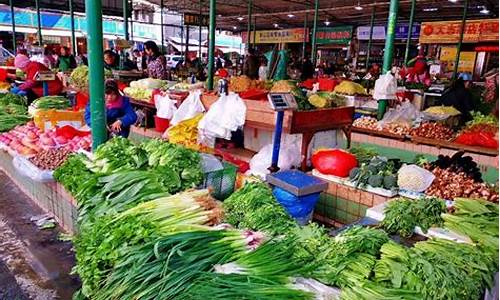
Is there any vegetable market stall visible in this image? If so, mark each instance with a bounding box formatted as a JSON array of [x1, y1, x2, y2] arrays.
[[201, 93, 354, 170]]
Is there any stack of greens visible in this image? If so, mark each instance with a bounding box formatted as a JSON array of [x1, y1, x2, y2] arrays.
[[442, 198, 499, 256], [83, 137, 148, 173], [141, 139, 204, 190], [381, 197, 446, 238], [53, 154, 93, 195], [0, 93, 30, 132], [313, 226, 389, 288], [32, 96, 71, 110], [371, 239, 497, 300], [223, 182, 295, 236]]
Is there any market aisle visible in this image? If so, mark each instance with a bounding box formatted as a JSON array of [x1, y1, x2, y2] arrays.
[[0, 171, 79, 300]]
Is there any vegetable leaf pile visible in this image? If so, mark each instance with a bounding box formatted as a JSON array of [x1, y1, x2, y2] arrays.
[[223, 182, 295, 236]]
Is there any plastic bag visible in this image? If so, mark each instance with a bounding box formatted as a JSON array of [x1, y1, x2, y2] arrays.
[[170, 90, 205, 126], [247, 135, 302, 178], [273, 187, 320, 223], [154, 93, 177, 119], [291, 277, 342, 300], [198, 92, 246, 146], [13, 155, 54, 182], [373, 71, 397, 100], [397, 164, 435, 192], [379, 101, 422, 126], [455, 131, 499, 149]]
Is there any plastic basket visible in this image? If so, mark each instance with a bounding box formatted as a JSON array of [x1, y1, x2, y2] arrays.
[[202, 161, 237, 200]]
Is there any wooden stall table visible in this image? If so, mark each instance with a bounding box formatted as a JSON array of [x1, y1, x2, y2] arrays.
[[201, 92, 354, 171], [129, 98, 156, 128]]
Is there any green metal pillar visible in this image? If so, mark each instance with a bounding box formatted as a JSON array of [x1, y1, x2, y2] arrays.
[[35, 0, 42, 46], [9, 0, 15, 52], [246, 0, 252, 47], [404, 0, 416, 65], [206, 0, 216, 90], [160, 0, 164, 51], [252, 16, 256, 48], [365, 6, 375, 70], [378, 0, 399, 120], [311, 0, 319, 66], [198, 0, 202, 59], [85, 0, 106, 148], [123, 0, 129, 40], [69, 0, 77, 55], [453, 0, 468, 80], [301, 14, 308, 61]]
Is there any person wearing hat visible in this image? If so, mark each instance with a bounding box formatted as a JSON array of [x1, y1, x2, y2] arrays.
[[84, 80, 137, 138], [441, 72, 475, 123], [12, 54, 63, 104]]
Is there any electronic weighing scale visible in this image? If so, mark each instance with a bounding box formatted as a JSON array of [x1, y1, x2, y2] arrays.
[[267, 93, 298, 173]]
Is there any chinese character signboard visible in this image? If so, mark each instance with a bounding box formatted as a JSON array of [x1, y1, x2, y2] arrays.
[[394, 24, 420, 39], [315, 26, 353, 44], [184, 13, 209, 26], [242, 28, 308, 44], [440, 46, 477, 73], [357, 26, 386, 40], [419, 19, 499, 43]]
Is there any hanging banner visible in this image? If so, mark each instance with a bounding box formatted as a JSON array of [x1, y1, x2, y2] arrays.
[[242, 28, 308, 44], [357, 26, 385, 40], [420, 19, 499, 43], [316, 26, 353, 44], [394, 24, 421, 39], [440, 46, 477, 73]]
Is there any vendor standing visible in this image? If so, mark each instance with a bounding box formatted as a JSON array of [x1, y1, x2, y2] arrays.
[[12, 54, 63, 104], [84, 80, 137, 138], [441, 73, 475, 123], [243, 48, 259, 80], [144, 41, 168, 80], [56, 46, 77, 72]]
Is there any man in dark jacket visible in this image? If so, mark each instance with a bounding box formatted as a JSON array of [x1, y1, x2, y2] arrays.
[[441, 73, 475, 123], [301, 56, 314, 80], [243, 48, 260, 80]]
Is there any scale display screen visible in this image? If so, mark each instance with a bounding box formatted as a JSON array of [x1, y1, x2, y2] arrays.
[[267, 93, 298, 111]]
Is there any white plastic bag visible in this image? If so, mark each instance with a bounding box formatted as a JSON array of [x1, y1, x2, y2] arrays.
[[378, 101, 422, 127], [12, 155, 54, 182], [373, 71, 397, 100], [397, 164, 435, 192], [198, 92, 246, 146], [170, 90, 205, 126], [154, 93, 177, 119], [247, 134, 302, 179]]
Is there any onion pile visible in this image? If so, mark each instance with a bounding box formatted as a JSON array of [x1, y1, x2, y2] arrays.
[[0, 122, 92, 156], [29, 148, 72, 170], [410, 122, 455, 140]]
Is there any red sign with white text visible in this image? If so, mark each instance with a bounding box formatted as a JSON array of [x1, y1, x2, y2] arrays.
[[419, 19, 498, 43]]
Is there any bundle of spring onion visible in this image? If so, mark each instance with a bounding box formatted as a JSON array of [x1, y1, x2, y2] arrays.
[[74, 189, 223, 298], [0, 102, 31, 132]]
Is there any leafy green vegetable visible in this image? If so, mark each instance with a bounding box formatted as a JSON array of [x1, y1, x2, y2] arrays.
[[442, 198, 499, 256], [223, 182, 295, 236], [0, 93, 27, 106], [313, 226, 389, 287], [381, 197, 445, 238], [32, 96, 71, 109], [349, 146, 379, 165], [53, 154, 94, 195]]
